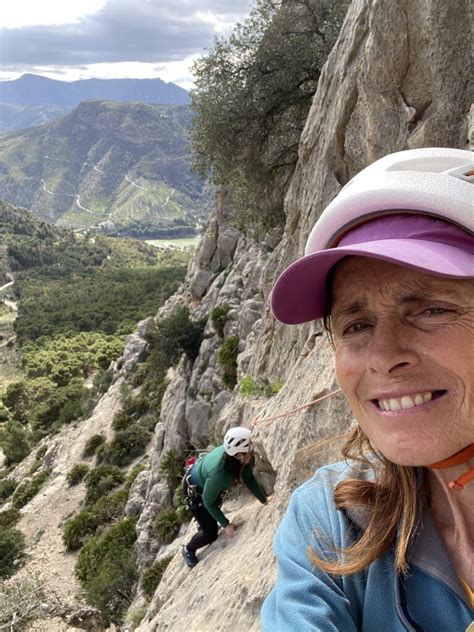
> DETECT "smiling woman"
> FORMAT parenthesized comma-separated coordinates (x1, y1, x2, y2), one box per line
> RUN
(262, 147, 474, 632)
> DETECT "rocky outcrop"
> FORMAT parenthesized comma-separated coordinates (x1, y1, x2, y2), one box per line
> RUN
(134, 0, 472, 629)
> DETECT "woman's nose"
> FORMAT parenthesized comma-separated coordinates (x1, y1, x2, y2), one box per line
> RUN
(367, 320, 419, 375)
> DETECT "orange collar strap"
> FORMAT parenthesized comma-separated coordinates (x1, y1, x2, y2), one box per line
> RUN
(429, 444, 474, 491)
(429, 444, 474, 469)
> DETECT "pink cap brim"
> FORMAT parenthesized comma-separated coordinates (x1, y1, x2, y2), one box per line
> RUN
(271, 238, 474, 324)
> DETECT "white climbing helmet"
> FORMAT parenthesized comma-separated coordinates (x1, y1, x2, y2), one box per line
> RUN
(223, 426, 252, 456)
(306, 147, 474, 253)
(271, 147, 474, 324)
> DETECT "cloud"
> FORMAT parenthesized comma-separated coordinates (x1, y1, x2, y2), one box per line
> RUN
(0, 0, 253, 68)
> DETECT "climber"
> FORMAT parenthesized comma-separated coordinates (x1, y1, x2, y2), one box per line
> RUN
(182, 426, 268, 568)
(261, 147, 474, 630)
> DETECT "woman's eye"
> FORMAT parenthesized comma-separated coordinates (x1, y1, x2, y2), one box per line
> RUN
(422, 307, 450, 316)
(343, 322, 368, 335)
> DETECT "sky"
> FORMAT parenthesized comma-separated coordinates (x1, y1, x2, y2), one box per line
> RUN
(0, 0, 254, 89)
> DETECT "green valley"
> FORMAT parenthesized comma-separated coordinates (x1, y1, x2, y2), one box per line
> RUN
(0, 202, 189, 452)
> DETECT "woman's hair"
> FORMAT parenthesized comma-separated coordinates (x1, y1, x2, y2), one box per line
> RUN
(311, 261, 423, 575)
(222, 453, 243, 480)
(309, 426, 423, 575)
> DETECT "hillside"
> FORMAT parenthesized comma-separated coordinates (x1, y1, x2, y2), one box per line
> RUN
(0, 102, 71, 133)
(0, 100, 207, 237)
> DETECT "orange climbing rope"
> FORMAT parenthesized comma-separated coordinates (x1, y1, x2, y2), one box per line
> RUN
(251, 388, 343, 427)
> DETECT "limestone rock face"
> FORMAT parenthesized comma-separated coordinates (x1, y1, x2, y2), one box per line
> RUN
(135, 0, 472, 629)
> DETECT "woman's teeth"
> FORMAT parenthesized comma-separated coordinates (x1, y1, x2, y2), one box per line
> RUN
(377, 392, 433, 412)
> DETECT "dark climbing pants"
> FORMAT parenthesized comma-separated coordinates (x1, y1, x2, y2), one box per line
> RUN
(186, 502, 219, 553)
(183, 476, 219, 554)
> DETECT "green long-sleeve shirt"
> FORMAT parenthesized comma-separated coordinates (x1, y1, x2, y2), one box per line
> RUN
(192, 445, 267, 527)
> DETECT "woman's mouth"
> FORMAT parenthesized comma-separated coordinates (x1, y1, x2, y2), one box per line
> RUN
(373, 390, 447, 412)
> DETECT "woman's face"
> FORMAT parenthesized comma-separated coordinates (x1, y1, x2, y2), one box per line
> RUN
(235, 450, 254, 465)
(331, 258, 474, 466)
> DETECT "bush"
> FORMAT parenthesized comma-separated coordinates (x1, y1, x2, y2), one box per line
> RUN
(63, 487, 129, 551)
(63, 511, 99, 551)
(0, 508, 20, 530)
(0, 420, 30, 465)
(84, 465, 125, 506)
(150, 306, 205, 367)
(239, 375, 257, 397)
(239, 375, 284, 398)
(11, 469, 51, 509)
(0, 479, 17, 502)
(66, 463, 90, 486)
(140, 556, 173, 600)
(159, 450, 184, 492)
(75, 518, 138, 624)
(176, 504, 192, 525)
(92, 488, 129, 524)
(217, 336, 239, 389)
(105, 426, 152, 467)
(112, 411, 134, 431)
(82, 434, 106, 458)
(0, 527, 25, 579)
(210, 304, 230, 337)
(154, 508, 180, 545)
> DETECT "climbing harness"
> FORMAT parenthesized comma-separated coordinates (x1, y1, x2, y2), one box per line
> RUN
(182, 466, 203, 511)
(251, 388, 343, 427)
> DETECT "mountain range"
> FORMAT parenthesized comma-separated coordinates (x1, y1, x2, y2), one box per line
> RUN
(0, 100, 207, 238)
(0, 75, 190, 131)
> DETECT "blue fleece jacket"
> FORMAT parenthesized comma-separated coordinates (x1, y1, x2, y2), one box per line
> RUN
(261, 462, 473, 632)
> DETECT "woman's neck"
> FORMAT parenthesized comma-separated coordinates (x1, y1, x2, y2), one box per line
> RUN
(428, 458, 474, 588)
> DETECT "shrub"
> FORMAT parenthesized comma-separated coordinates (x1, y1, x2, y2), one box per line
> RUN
(11, 469, 51, 509)
(0, 508, 20, 530)
(92, 488, 129, 524)
(239, 376, 284, 398)
(271, 380, 284, 394)
(66, 463, 90, 486)
(217, 336, 239, 389)
(27, 445, 48, 476)
(0, 527, 25, 579)
(75, 518, 138, 624)
(0, 420, 30, 465)
(0, 479, 17, 502)
(63, 511, 99, 551)
(154, 508, 180, 545)
(112, 411, 134, 431)
(148, 307, 205, 375)
(140, 556, 173, 600)
(63, 487, 129, 551)
(82, 434, 106, 458)
(128, 603, 148, 628)
(176, 504, 192, 525)
(105, 426, 151, 467)
(239, 375, 257, 397)
(159, 450, 184, 492)
(84, 465, 125, 506)
(210, 303, 230, 337)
